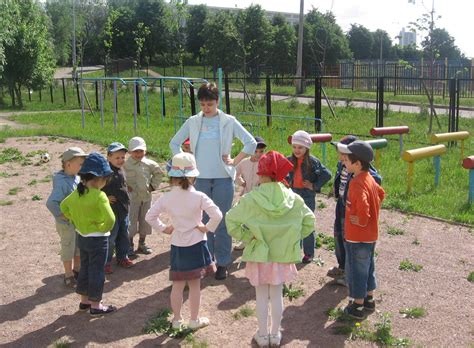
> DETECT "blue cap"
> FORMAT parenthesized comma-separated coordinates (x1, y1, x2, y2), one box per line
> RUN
(79, 152, 113, 177)
(107, 142, 127, 154)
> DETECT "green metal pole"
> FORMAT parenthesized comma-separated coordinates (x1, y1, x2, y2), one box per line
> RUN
(145, 83, 149, 128)
(179, 79, 183, 119)
(218, 67, 223, 110)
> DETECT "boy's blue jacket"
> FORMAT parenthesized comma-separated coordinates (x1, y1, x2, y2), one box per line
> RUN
(46, 171, 80, 225)
(286, 155, 332, 193)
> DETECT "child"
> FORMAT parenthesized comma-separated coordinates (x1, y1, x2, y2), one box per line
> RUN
(336, 140, 385, 319)
(46, 147, 88, 288)
(145, 152, 222, 329)
(124, 136, 163, 256)
(60, 152, 117, 315)
(226, 151, 315, 347)
(287, 130, 332, 263)
(166, 138, 192, 173)
(329, 135, 382, 286)
(102, 142, 134, 274)
(233, 136, 267, 251)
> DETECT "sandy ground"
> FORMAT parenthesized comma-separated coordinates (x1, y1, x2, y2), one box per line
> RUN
(0, 136, 473, 347)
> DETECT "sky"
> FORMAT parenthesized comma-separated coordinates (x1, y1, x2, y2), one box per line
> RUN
(187, 0, 474, 58)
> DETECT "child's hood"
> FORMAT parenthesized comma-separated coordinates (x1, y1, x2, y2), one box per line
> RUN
(249, 182, 295, 216)
(53, 170, 77, 184)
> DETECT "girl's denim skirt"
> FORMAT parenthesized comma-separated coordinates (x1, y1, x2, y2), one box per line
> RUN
(170, 240, 215, 281)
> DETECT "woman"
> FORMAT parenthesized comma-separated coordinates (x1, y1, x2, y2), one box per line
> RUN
(170, 82, 256, 280)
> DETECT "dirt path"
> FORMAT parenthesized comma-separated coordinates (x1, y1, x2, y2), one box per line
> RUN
(0, 137, 473, 347)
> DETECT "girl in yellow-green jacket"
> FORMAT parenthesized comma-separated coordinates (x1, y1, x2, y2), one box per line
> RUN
(61, 152, 116, 316)
(226, 151, 315, 347)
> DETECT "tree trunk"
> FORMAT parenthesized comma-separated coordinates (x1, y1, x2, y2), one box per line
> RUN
(14, 84, 23, 108)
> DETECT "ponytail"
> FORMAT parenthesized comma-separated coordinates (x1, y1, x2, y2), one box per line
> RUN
(78, 173, 97, 196)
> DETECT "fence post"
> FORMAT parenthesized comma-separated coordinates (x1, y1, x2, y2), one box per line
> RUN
(190, 83, 196, 115)
(28, 88, 31, 102)
(95, 81, 99, 110)
(62, 78, 66, 104)
(224, 73, 231, 114)
(266, 75, 271, 126)
(315, 76, 322, 132)
(39, 89, 42, 102)
(76, 81, 80, 106)
(50, 84, 54, 103)
(377, 77, 384, 127)
(448, 78, 456, 134)
(394, 64, 398, 96)
(136, 82, 140, 115)
(456, 78, 460, 132)
(160, 79, 166, 118)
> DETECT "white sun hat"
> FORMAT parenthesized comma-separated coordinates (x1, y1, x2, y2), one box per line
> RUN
(168, 152, 200, 177)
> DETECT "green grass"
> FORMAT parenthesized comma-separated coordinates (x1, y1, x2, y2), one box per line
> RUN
(143, 308, 195, 339)
(232, 305, 256, 320)
(8, 187, 22, 195)
(1, 86, 473, 224)
(32, 194, 42, 201)
(0, 200, 14, 206)
(315, 233, 336, 251)
(282, 283, 304, 301)
(400, 307, 426, 319)
(399, 259, 423, 272)
(50, 338, 72, 348)
(468, 272, 474, 282)
(387, 227, 406, 236)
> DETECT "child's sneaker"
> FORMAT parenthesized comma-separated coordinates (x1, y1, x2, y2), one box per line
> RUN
(188, 317, 210, 329)
(269, 331, 282, 346)
(63, 275, 76, 288)
(253, 331, 270, 347)
(137, 242, 152, 254)
(364, 295, 376, 312)
(335, 277, 347, 287)
(343, 302, 365, 320)
(90, 304, 117, 316)
(172, 319, 184, 329)
(326, 266, 345, 278)
(104, 263, 113, 274)
(302, 255, 313, 264)
(117, 258, 134, 268)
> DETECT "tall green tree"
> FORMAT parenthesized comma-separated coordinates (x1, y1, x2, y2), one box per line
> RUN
(45, 0, 72, 66)
(268, 15, 296, 76)
(425, 28, 464, 61)
(163, 0, 188, 67)
(3, 0, 56, 107)
(0, 2, 17, 78)
(185, 5, 208, 61)
(371, 29, 393, 60)
(347, 24, 373, 60)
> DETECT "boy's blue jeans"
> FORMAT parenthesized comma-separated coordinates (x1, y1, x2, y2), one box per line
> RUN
(344, 241, 377, 299)
(334, 197, 346, 269)
(107, 216, 130, 263)
(292, 188, 316, 258)
(76, 235, 108, 302)
(195, 177, 234, 267)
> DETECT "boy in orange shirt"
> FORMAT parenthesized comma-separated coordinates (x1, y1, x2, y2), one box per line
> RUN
(337, 140, 385, 319)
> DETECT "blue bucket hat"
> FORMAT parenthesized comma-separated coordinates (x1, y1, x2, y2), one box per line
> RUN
(79, 152, 113, 177)
(107, 142, 127, 154)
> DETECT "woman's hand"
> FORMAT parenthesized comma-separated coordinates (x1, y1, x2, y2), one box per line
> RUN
(302, 180, 314, 190)
(222, 154, 233, 165)
(163, 225, 174, 235)
(197, 223, 208, 233)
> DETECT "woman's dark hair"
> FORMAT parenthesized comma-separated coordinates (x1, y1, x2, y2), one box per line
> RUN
(197, 83, 219, 101)
(347, 153, 370, 171)
(289, 149, 312, 177)
(169, 176, 190, 190)
(78, 173, 97, 196)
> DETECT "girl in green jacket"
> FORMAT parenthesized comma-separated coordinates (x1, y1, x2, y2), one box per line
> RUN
(226, 151, 315, 347)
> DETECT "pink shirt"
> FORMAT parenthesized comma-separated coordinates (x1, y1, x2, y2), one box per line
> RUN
(145, 186, 223, 247)
(235, 157, 260, 195)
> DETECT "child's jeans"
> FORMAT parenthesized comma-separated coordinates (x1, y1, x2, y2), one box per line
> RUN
(76, 235, 108, 302)
(107, 216, 130, 263)
(292, 188, 316, 258)
(333, 197, 346, 269)
(344, 241, 376, 299)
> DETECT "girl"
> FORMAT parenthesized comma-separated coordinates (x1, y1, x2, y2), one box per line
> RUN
(287, 130, 332, 263)
(169, 82, 257, 280)
(226, 151, 315, 347)
(145, 152, 222, 330)
(60, 152, 116, 315)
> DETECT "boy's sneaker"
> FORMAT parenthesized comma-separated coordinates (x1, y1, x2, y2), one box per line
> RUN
(326, 267, 345, 278)
(269, 331, 282, 346)
(188, 317, 210, 329)
(117, 258, 134, 268)
(302, 255, 313, 264)
(104, 263, 113, 274)
(335, 277, 347, 287)
(215, 266, 228, 280)
(343, 302, 365, 320)
(137, 242, 152, 254)
(63, 275, 76, 288)
(79, 302, 91, 311)
(90, 304, 117, 316)
(253, 331, 270, 347)
(364, 295, 376, 312)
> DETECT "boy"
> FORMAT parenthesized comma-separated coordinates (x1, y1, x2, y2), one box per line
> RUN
(102, 142, 134, 273)
(166, 138, 191, 173)
(336, 140, 385, 319)
(233, 136, 267, 250)
(46, 147, 88, 287)
(124, 137, 163, 256)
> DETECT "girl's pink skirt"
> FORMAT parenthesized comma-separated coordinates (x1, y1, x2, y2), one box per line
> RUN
(245, 262, 297, 287)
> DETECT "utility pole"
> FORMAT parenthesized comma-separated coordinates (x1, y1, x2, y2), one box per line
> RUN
(296, 0, 304, 94)
(72, 0, 77, 81)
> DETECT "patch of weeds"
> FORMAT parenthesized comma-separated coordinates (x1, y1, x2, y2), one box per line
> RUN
(399, 259, 423, 272)
(48, 136, 66, 143)
(313, 255, 325, 267)
(232, 305, 255, 320)
(184, 334, 209, 348)
(50, 338, 72, 348)
(39, 175, 52, 183)
(400, 307, 426, 319)
(0, 171, 19, 178)
(344, 98, 354, 108)
(326, 307, 354, 323)
(0, 148, 25, 164)
(387, 227, 405, 236)
(282, 283, 304, 301)
(315, 233, 335, 251)
(467, 272, 474, 283)
(143, 308, 195, 339)
(26, 150, 47, 157)
(412, 238, 420, 246)
(317, 201, 327, 209)
(288, 97, 299, 109)
(0, 200, 14, 206)
(28, 179, 38, 186)
(32, 194, 42, 201)
(8, 187, 22, 195)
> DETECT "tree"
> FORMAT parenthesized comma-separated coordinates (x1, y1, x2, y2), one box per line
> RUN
(45, 0, 72, 66)
(185, 5, 208, 61)
(109, 6, 136, 59)
(425, 28, 464, 61)
(163, 0, 188, 67)
(2, 0, 56, 107)
(371, 29, 393, 60)
(392, 44, 422, 60)
(347, 24, 373, 60)
(132, 22, 150, 73)
(268, 15, 296, 76)
(0, 2, 17, 79)
(303, 8, 352, 75)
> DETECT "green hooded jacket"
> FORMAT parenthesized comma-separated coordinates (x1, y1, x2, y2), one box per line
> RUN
(226, 182, 315, 264)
